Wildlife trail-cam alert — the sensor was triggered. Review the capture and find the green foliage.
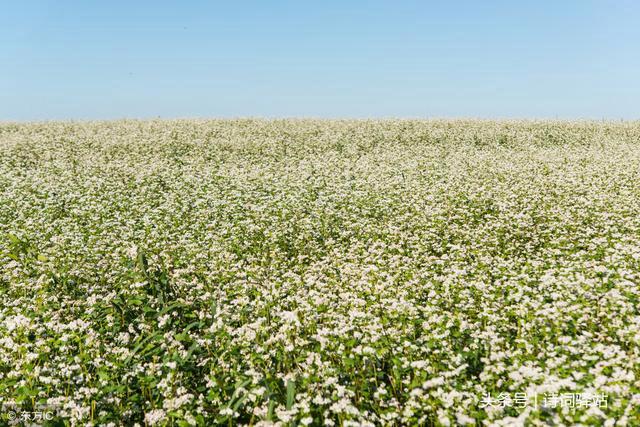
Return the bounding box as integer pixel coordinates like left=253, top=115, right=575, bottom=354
left=0, top=120, right=639, bottom=425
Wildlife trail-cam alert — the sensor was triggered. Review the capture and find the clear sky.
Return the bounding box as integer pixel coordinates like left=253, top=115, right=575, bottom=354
left=1, top=1, right=639, bottom=120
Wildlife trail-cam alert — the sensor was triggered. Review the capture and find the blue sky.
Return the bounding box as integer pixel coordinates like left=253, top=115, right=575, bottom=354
left=1, top=1, right=639, bottom=120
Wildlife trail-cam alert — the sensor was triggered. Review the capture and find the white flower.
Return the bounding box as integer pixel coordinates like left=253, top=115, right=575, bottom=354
left=144, top=409, right=167, bottom=426
left=158, top=314, right=171, bottom=328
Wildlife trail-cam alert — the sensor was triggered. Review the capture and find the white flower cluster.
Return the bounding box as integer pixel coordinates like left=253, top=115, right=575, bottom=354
left=0, top=120, right=639, bottom=426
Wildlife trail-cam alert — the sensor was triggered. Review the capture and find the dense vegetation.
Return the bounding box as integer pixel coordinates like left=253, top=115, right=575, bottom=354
left=1, top=120, right=639, bottom=426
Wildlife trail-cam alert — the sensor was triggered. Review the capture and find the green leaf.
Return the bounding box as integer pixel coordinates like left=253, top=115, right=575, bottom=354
left=267, top=400, right=276, bottom=421
left=286, top=379, right=296, bottom=410
left=137, top=251, right=148, bottom=276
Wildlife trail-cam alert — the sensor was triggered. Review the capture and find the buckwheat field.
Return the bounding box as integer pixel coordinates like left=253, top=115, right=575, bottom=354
left=1, top=120, right=639, bottom=426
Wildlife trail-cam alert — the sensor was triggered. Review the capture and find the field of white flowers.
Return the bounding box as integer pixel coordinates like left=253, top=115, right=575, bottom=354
left=0, top=120, right=639, bottom=426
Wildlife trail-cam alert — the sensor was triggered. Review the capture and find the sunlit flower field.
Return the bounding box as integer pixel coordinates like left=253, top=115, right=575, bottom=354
left=1, top=120, right=639, bottom=426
